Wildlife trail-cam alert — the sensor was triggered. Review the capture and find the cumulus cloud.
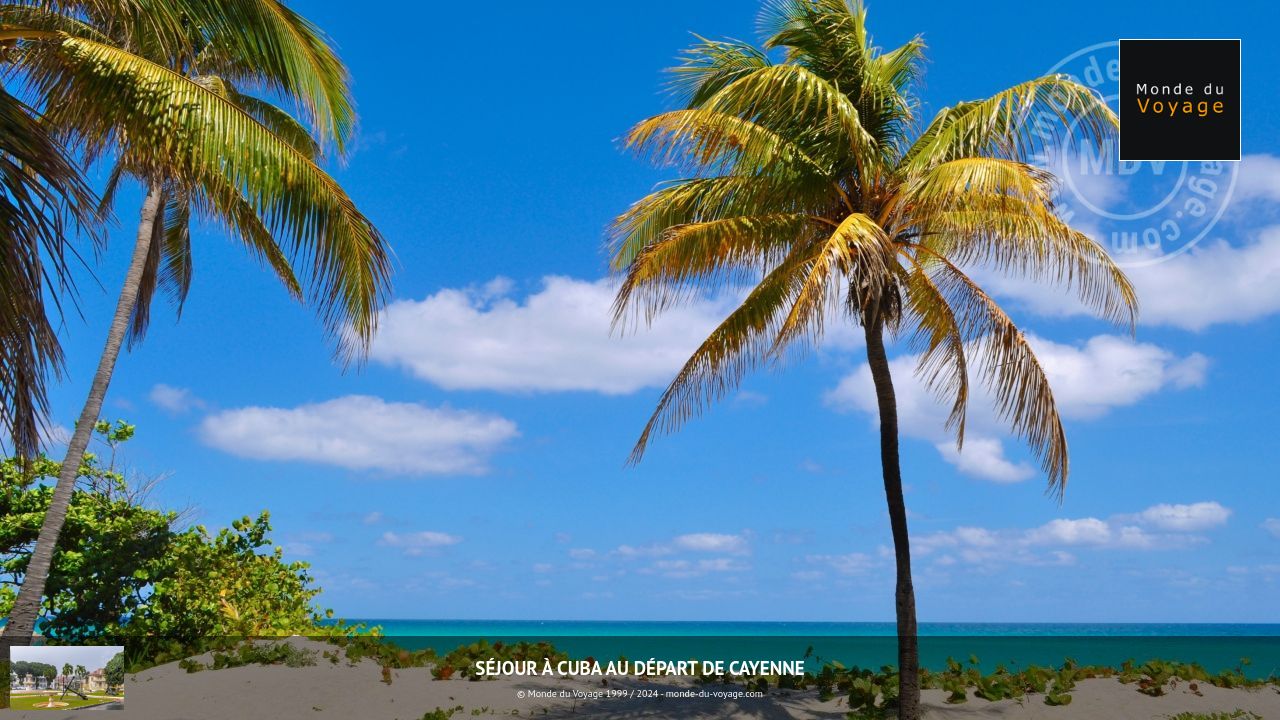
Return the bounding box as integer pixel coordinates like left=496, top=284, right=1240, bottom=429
left=1263, top=518, right=1280, bottom=539
left=368, top=276, right=736, bottom=394
left=914, top=501, right=1227, bottom=567
left=199, top=395, right=518, bottom=475
left=380, top=531, right=461, bottom=556
left=370, top=276, right=858, bottom=395
left=149, top=384, right=205, bottom=414
left=825, top=334, right=1207, bottom=482
left=1127, top=502, right=1232, bottom=531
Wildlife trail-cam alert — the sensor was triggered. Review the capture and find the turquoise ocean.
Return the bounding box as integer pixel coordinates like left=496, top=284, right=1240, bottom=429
left=352, top=621, right=1280, bottom=678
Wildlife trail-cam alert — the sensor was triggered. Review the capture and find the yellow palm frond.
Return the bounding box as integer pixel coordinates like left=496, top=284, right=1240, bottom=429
left=627, top=245, right=817, bottom=463
left=701, top=62, right=881, bottom=176
left=773, top=212, right=891, bottom=350
left=613, top=213, right=829, bottom=325
left=609, top=174, right=838, bottom=270
left=624, top=108, right=831, bottom=178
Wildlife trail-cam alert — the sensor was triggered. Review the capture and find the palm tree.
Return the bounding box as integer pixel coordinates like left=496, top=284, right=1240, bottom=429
left=609, top=1, right=1137, bottom=717
left=0, top=0, right=390, bottom=648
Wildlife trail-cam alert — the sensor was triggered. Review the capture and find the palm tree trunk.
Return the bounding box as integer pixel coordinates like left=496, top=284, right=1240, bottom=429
left=864, top=316, right=920, bottom=720
left=1, top=184, right=164, bottom=651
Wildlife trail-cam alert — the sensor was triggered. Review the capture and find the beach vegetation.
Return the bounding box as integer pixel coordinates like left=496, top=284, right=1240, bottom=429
left=0, top=423, right=361, bottom=671
left=608, top=2, right=1134, bottom=717
left=1167, top=707, right=1264, bottom=712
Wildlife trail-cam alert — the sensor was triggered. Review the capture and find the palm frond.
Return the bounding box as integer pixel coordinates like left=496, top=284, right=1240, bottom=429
left=181, top=0, right=355, bottom=152
left=613, top=213, right=829, bottom=325
left=900, top=75, right=1117, bottom=170
left=668, top=35, right=772, bottom=108
left=196, top=75, right=322, bottom=159
left=609, top=174, right=839, bottom=271
left=30, top=34, right=387, bottom=357
left=900, top=157, right=1137, bottom=330
left=627, top=244, right=816, bottom=463
left=624, top=108, right=831, bottom=178
left=701, top=62, right=881, bottom=176
left=915, top=247, right=1068, bottom=495
left=772, top=211, right=891, bottom=350
left=0, top=88, right=97, bottom=455
left=899, top=255, right=968, bottom=446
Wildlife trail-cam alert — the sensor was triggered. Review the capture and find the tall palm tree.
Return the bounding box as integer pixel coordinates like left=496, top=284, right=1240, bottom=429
left=0, top=0, right=390, bottom=647
left=609, top=1, right=1137, bottom=716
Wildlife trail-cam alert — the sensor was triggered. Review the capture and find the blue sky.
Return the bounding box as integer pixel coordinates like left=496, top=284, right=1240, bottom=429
left=39, top=0, right=1280, bottom=623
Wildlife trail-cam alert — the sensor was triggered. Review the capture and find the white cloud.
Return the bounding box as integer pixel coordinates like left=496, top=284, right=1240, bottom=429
left=369, top=276, right=737, bottom=394
left=380, top=531, right=461, bottom=556
left=935, top=438, right=1033, bottom=483
left=362, top=511, right=384, bottom=525
left=1026, top=518, right=1116, bottom=546
left=981, top=229, right=1280, bottom=332
left=616, top=532, right=750, bottom=559
left=199, top=395, right=518, bottom=475
left=1263, top=518, right=1280, bottom=539
left=825, top=334, right=1206, bottom=482
left=1234, top=153, right=1280, bottom=203
left=149, top=384, right=204, bottom=414
left=1129, top=502, right=1232, bottom=531
left=672, top=533, right=749, bottom=555
left=914, top=501, right=1225, bottom=567
left=370, top=276, right=858, bottom=395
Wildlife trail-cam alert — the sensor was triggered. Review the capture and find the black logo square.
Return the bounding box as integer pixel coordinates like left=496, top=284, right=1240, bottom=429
left=1119, top=39, right=1240, bottom=161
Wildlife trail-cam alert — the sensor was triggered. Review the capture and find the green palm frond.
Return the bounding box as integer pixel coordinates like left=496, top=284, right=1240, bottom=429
left=625, top=108, right=831, bottom=178
left=196, top=75, right=322, bottom=159
left=28, top=33, right=388, bottom=356
left=609, top=174, right=839, bottom=270
left=180, top=0, right=355, bottom=152
left=668, top=35, right=772, bottom=107
left=901, top=75, right=1117, bottom=170
left=701, top=62, right=881, bottom=176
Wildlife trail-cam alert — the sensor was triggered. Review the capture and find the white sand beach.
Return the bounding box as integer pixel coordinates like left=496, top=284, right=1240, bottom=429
left=5, top=640, right=1278, bottom=720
